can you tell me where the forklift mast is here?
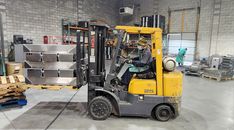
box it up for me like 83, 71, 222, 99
76, 23, 109, 101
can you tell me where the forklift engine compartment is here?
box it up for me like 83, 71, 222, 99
75, 24, 183, 121
129, 71, 183, 96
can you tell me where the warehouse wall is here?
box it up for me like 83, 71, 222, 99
212, 0, 234, 57
122, 0, 234, 58
160, 0, 234, 58
2, 0, 119, 46
78, 0, 119, 25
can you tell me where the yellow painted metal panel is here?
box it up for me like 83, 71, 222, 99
163, 71, 183, 97
128, 78, 157, 95
115, 26, 162, 34
152, 31, 163, 96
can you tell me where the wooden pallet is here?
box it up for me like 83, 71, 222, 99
0, 75, 28, 103
22, 84, 78, 91
0, 83, 27, 90
202, 74, 234, 81
0, 89, 23, 97
1, 83, 77, 91
0, 95, 26, 104
0, 83, 27, 95
0, 75, 25, 84
0, 91, 21, 97
185, 71, 202, 77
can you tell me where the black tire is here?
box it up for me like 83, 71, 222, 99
154, 105, 172, 122
88, 96, 112, 120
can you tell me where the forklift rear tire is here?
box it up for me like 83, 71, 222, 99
88, 96, 112, 120
154, 105, 172, 122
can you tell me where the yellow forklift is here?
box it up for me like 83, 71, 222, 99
76, 24, 183, 121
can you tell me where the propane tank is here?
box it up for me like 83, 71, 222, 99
163, 57, 176, 72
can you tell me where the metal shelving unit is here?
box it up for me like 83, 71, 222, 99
62, 18, 81, 44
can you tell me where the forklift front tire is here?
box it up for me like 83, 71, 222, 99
88, 96, 112, 120
154, 105, 173, 122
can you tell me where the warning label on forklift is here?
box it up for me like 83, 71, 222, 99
90, 56, 95, 62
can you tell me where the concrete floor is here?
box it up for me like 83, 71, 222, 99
0, 76, 234, 130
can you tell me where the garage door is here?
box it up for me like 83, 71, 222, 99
168, 32, 196, 65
